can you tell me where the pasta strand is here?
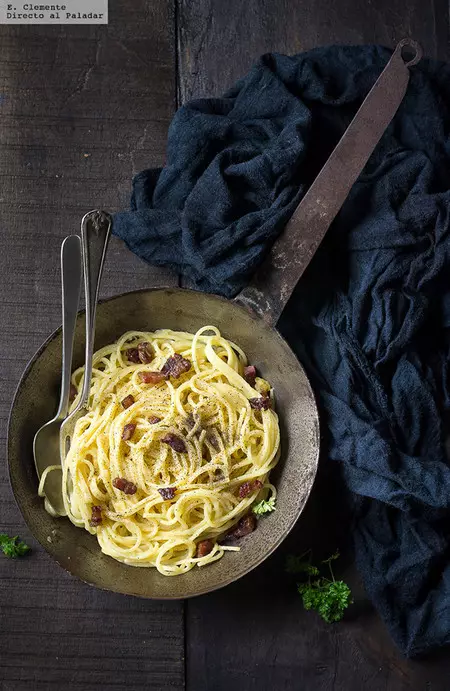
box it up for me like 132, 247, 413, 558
44, 326, 280, 576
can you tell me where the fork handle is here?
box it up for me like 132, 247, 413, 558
79, 210, 112, 407
56, 235, 82, 419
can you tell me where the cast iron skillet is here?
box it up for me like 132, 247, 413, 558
7, 40, 421, 599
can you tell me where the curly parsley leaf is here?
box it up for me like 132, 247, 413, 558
298, 579, 352, 623
287, 550, 352, 623
252, 497, 276, 516
0, 533, 31, 558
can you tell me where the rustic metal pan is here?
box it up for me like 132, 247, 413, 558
7, 40, 421, 599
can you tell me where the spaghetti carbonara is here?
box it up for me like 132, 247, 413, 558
41, 326, 280, 575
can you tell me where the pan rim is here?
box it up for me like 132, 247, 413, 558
7, 286, 320, 599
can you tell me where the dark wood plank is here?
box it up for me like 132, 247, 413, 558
185, 462, 450, 691
179, 1, 450, 689
0, 3, 184, 690
178, 0, 449, 102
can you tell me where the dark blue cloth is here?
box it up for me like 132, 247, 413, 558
113, 45, 450, 657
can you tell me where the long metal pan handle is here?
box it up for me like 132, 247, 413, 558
235, 38, 422, 325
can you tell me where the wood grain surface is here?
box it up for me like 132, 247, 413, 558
0, 2, 184, 690
177, 0, 450, 101
185, 463, 450, 691
2, 0, 450, 689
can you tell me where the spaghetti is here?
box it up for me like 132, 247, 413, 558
42, 326, 280, 576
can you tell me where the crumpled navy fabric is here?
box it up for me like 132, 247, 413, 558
113, 45, 450, 657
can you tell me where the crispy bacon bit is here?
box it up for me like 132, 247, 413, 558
244, 365, 257, 386
149, 415, 162, 424
161, 433, 187, 453
249, 396, 271, 411
69, 383, 78, 402
138, 341, 153, 364
138, 370, 167, 385
228, 514, 257, 539
113, 477, 137, 495
126, 348, 140, 363
238, 479, 263, 498
158, 487, 176, 500
196, 539, 214, 558
161, 353, 191, 379
122, 422, 136, 441
89, 505, 102, 526
121, 394, 135, 409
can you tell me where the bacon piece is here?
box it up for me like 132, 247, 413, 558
196, 539, 214, 558
121, 394, 135, 409
244, 365, 257, 386
125, 348, 140, 363
149, 415, 162, 424
161, 353, 191, 379
158, 487, 176, 500
238, 479, 263, 498
138, 341, 153, 364
161, 433, 187, 453
89, 505, 102, 526
138, 371, 167, 385
122, 423, 136, 441
69, 383, 78, 402
113, 477, 137, 495
228, 514, 257, 539
249, 396, 271, 411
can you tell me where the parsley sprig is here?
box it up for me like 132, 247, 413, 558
286, 550, 352, 623
252, 496, 276, 516
0, 533, 31, 558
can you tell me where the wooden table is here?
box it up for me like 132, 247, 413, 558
0, 2, 449, 689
